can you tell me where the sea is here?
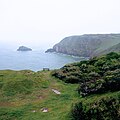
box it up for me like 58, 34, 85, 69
0, 47, 87, 71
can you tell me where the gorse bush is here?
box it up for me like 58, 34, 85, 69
52, 52, 120, 120
70, 96, 120, 120
52, 52, 120, 96
70, 102, 86, 120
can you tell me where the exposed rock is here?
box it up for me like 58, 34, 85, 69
41, 108, 48, 112
32, 110, 36, 113
45, 48, 55, 53
52, 89, 61, 95
17, 46, 32, 51
46, 34, 120, 57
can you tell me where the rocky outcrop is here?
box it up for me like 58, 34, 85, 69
46, 34, 120, 57
17, 46, 32, 51
45, 48, 55, 53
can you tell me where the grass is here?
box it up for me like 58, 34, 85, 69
95, 38, 120, 53
0, 70, 79, 120
0, 70, 119, 120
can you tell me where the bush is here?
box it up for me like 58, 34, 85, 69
70, 97, 120, 120
70, 102, 86, 120
106, 52, 120, 60
65, 76, 80, 83
53, 52, 120, 96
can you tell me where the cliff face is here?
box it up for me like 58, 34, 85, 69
46, 34, 120, 57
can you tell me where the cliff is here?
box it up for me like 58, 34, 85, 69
46, 34, 120, 57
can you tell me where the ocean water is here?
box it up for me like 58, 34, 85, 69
0, 49, 87, 71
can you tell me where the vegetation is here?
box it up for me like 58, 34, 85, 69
52, 52, 120, 120
0, 52, 120, 119
70, 95, 120, 120
53, 52, 120, 96
0, 70, 79, 120
47, 34, 120, 57
99, 43, 120, 55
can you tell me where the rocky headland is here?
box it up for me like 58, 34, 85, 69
46, 34, 120, 57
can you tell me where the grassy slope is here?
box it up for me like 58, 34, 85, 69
0, 70, 79, 120
0, 69, 120, 120
98, 43, 120, 56
95, 36, 120, 53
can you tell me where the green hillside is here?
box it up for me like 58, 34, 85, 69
0, 70, 79, 120
46, 34, 120, 57
0, 52, 120, 120
98, 43, 120, 56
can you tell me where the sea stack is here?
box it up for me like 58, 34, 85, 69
17, 46, 32, 51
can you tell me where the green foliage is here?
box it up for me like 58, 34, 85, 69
52, 52, 120, 96
70, 102, 86, 120
70, 96, 120, 120
106, 52, 120, 60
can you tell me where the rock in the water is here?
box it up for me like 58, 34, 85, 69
45, 48, 55, 53
17, 46, 32, 51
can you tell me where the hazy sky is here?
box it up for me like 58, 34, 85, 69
0, 0, 120, 49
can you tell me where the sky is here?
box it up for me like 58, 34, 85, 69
0, 0, 120, 49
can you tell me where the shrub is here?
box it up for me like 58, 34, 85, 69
106, 52, 120, 60
53, 52, 120, 96
70, 102, 86, 120
70, 97, 120, 120
65, 76, 80, 83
